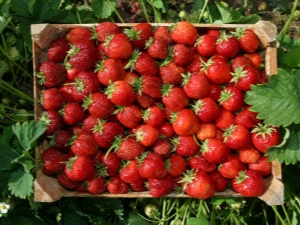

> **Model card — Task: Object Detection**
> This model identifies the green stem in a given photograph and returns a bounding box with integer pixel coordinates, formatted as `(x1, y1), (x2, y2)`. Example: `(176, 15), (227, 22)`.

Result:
(262, 202), (269, 225)
(138, 0), (150, 23)
(75, 4), (82, 24)
(106, 0), (124, 23)
(271, 206), (287, 225)
(197, 0), (209, 23)
(280, 0), (299, 36)
(245, 198), (257, 219)
(0, 80), (34, 102)
(196, 200), (204, 218)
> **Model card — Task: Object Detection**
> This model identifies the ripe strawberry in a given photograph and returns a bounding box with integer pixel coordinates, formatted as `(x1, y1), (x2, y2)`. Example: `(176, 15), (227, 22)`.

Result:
(64, 155), (95, 181)
(39, 110), (63, 136)
(82, 115), (99, 133)
(219, 154), (246, 179)
(159, 122), (175, 138)
(92, 120), (124, 148)
(114, 137), (145, 160)
(130, 183), (147, 192)
(96, 59), (125, 86)
(70, 133), (99, 156)
(95, 21), (121, 42)
(134, 75), (162, 99)
(219, 85), (245, 112)
(223, 124), (251, 150)
(238, 148), (261, 164)
(120, 160), (146, 185)
(162, 84), (189, 112)
(42, 147), (67, 175)
(67, 42), (98, 71)
(158, 60), (184, 86)
(104, 33), (133, 60)
(214, 108), (236, 130)
(96, 42), (107, 61)
(71, 71), (100, 102)
(251, 124), (281, 153)
(234, 28), (259, 53)
(188, 154), (217, 173)
(192, 98), (220, 123)
(37, 61), (66, 88)
(66, 68), (80, 81)
(230, 65), (258, 91)
(196, 123), (217, 141)
(182, 72), (211, 99)
(152, 138), (172, 158)
(125, 23), (153, 49)
(82, 92), (115, 119)
(172, 135), (199, 157)
(115, 105), (143, 129)
(66, 27), (94, 45)
(244, 52), (263, 69)
(136, 93), (155, 109)
(209, 170), (228, 192)
(105, 80), (136, 106)
(208, 84), (222, 102)
(125, 50), (159, 76)
(248, 156), (272, 177)
(166, 154), (187, 177)
(153, 26), (173, 45)
(59, 81), (75, 103)
(138, 152), (167, 179)
(94, 151), (121, 177)
(135, 124), (160, 147)
(86, 175), (107, 194)
(171, 108), (200, 136)
(216, 31), (240, 58)
(195, 34), (217, 57)
(172, 44), (195, 67)
(60, 102), (86, 125)
(107, 175), (129, 194)
(148, 175), (175, 197)
(57, 172), (80, 190)
(201, 138), (230, 164)
(235, 105), (261, 130)
(123, 71), (139, 85)
(185, 54), (207, 73)
(231, 170), (265, 197)
(231, 55), (252, 70)
(49, 129), (72, 153)
(207, 29), (220, 39)
(171, 21), (198, 45)
(143, 105), (165, 128)
(47, 37), (69, 63)
(180, 169), (215, 199)
(145, 37), (169, 59)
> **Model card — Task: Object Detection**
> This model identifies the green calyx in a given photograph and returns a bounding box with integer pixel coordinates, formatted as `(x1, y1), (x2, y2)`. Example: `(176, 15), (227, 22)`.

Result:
(94, 60), (105, 73)
(200, 139), (210, 154)
(39, 111), (51, 126)
(65, 156), (78, 170)
(230, 66), (247, 84)
(36, 72), (45, 85)
(92, 119), (106, 134)
(74, 77), (85, 92)
(95, 162), (109, 178)
(170, 112), (178, 124)
(124, 27), (141, 41)
(178, 169), (197, 191)
(135, 127), (145, 143)
(104, 135), (123, 160)
(234, 170), (249, 184)
(82, 94), (93, 110)
(191, 99), (204, 115)
(132, 77), (143, 96)
(181, 72), (192, 87)
(218, 88), (233, 105)
(104, 34), (114, 49)
(161, 83), (174, 97)
(231, 27), (246, 39)
(223, 124), (237, 142)
(194, 35), (204, 47)
(251, 123), (276, 140)
(216, 30), (230, 44)
(124, 49), (141, 71)
(144, 36), (154, 49)
(142, 108), (151, 121)
(104, 81), (116, 99)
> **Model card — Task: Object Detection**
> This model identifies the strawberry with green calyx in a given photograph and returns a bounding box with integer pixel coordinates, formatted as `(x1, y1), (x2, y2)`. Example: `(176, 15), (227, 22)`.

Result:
(39, 110), (63, 135)
(218, 85), (245, 112)
(185, 54), (208, 74)
(49, 129), (73, 153)
(172, 44), (195, 67)
(251, 123), (281, 153)
(124, 23), (153, 49)
(195, 34), (217, 57)
(70, 132), (99, 157)
(170, 21), (198, 45)
(111, 136), (145, 160)
(132, 75), (162, 99)
(179, 169), (215, 200)
(159, 122), (175, 139)
(115, 104), (143, 129)
(60, 102), (86, 126)
(188, 154), (217, 173)
(37, 61), (66, 88)
(171, 108), (200, 136)
(95, 58), (125, 86)
(219, 154), (246, 179)
(42, 147), (68, 175)
(223, 124), (251, 150)
(138, 152), (167, 179)
(231, 55), (253, 70)
(145, 36), (169, 60)
(215, 108), (236, 130)
(216, 30), (240, 58)
(233, 27), (259, 53)
(235, 105), (261, 130)
(201, 138), (230, 164)
(107, 175), (129, 194)
(191, 98), (220, 123)
(120, 159), (146, 185)
(95, 21), (121, 43)
(231, 169), (265, 197)
(104, 33), (133, 60)
(83, 115), (100, 133)
(47, 37), (69, 63)
(166, 154), (187, 177)
(94, 151), (121, 177)
(148, 174), (175, 197)
(172, 135), (199, 157)
(105, 80), (136, 106)
(248, 156), (272, 177)
(86, 175), (107, 195)
(230, 65), (258, 91)
(153, 26), (173, 45)
(159, 59), (184, 85)
(244, 52), (263, 69)
(210, 170), (228, 192)
(64, 155), (95, 181)
(142, 105), (165, 128)
(135, 124), (160, 147)
(161, 84), (189, 112)
(57, 172), (80, 190)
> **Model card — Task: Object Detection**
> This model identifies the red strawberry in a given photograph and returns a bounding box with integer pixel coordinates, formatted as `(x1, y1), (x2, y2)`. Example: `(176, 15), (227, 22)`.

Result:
(234, 28), (259, 53)
(82, 115), (99, 133)
(135, 124), (160, 147)
(59, 81), (75, 103)
(71, 71), (100, 102)
(145, 37), (169, 60)
(86, 175), (107, 194)
(66, 27), (94, 45)
(37, 61), (66, 88)
(216, 31), (240, 58)
(172, 135), (199, 157)
(244, 52), (263, 69)
(123, 71), (139, 85)
(248, 156), (272, 177)
(114, 137), (145, 160)
(251, 124), (281, 153)
(115, 105), (143, 129)
(66, 68), (80, 81)
(39, 110), (63, 135)
(134, 75), (162, 99)
(171, 21), (198, 45)
(208, 84), (222, 102)
(158, 122), (175, 138)
(230, 65), (258, 91)
(138, 152), (167, 179)
(153, 26), (173, 45)
(180, 170), (215, 199)
(192, 98), (220, 123)
(94, 152), (121, 177)
(96, 42), (107, 61)
(42, 147), (67, 175)
(231, 170), (265, 197)
(171, 108), (200, 136)
(238, 148), (261, 164)
(162, 84), (189, 112)
(201, 138), (230, 164)
(182, 72), (211, 99)
(195, 123), (217, 141)
(207, 29), (220, 39)
(107, 176), (129, 194)
(105, 80), (136, 106)
(166, 154), (187, 177)
(104, 33), (133, 60)
(96, 59), (125, 86)
(159, 61), (184, 85)
(215, 108), (236, 130)
(184, 54), (207, 73)
(152, 138), (172, 158)
(219, 154), (246, 179)
(223, 124), (251, 150)
(130, 183), (147, 192)
(120, 160), (146, 185)
(231, 55), (252, 70)
(188, 154), (217, 173)
(209, 170), (228, 192)
(70, 133), (99, 156)
(47, 37), (69, 63)
(143, 105), (165, 128)
(136, 93), (155, 109)
(57, 172), (80, 190)
(82, 92), (115, 119)
(92, 120), (124, 148)
(219, 85), (245, 112)
(60, 102), (86, 125)
(125, 23), (153, 49)
(148, 175), (175, 197)
(195, 34), (217, 57)
(95, 22), (121, 42)
(50, 129), (72, 153)
(64, 155), (95, 181)
(235, 105), (261, 130)
(172, 44), (195, 67)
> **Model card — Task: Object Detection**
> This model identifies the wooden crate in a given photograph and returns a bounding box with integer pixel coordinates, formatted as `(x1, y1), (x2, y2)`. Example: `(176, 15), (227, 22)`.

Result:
(31, 21), (283, 205)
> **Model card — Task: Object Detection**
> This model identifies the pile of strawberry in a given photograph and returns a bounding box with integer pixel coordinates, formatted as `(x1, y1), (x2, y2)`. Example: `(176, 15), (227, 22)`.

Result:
(38, 21), (281, 199)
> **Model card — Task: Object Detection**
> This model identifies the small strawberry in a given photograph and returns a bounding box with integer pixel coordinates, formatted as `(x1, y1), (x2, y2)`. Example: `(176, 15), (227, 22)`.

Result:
(57, 172), (80, 190)
(235, 105), (261, 130)
(223, 124), (251, 150)
(208, 84), (222, 102)
(82, 115), (99, 133)
(153, 26), (173, 45)
(231, 55), (252, 70)
(231, 170), (265, 197)
(244, 52), (263, 69)
(172, 44), (195, 67)
(66, 68), (80, 81)
(201, 138), (230, 164)
(230, 65), (258, 91)
(172, 135), (199, 157)
(120, 160), (146, 185)
(215, 108), (236, 130)
(94, 151), (121, 177)
(219, 154), (246, 179)
(195, 123), (217, 141)
(47, 37), (69, 63)
(104, 33), (133, 60)
(59, 81), (75, 103)
(70, 133), (99, 156)
(60, 102), (86, 125)
(42, 147), (67, 175)
(145, 37), (169, 60)
(95, 22), (121, 42)
(195, 34), (217, 57)
(66, 27), (94, 45)
(133, 75), (162, 99)
(148, 175), (175, 197)
(105, 80), (136, 106)
(233, 28), (259, 53)
(135, 124), (160, 147)
(152, 138), (172, 158)
(107, 175), (129, 194)
(114, 136), (145, 160)
(49, 129), (72, 153)
(86, 175), (107, 194)
(216, 31), (240, 58)
(96, 42), (107, 61)
(191, 98), (220, 123)
(115, 105), (143, 129)
(238, 148), (261, 164)
(123, 71), (139, 85)
(248, 156), (272, 177)
(138, 152), (167, 179)
(171, 21), (198, 45)
(162, 84), (189, 112)
(40, 110), (63, 136)
(219, 85), (245, 112)
(95, 59), (125, 86)
(209, 170), (228, 192)
(207, 29), (220, 39)
(158, 122), (175, 138)
(159, 60), (184, 85)
(64, 155), (95, 181)
(171, 108), (200, 136)
(143, 105), (165, 128)
(136, 93), (155, 109)
(185, 54), (207, 73)
(37, 61), (66, 88)
(188, 154), (217, 173)
(166, 154), (187, 177)
(251, 123), (281, 153)
(124, 23), (153, 49)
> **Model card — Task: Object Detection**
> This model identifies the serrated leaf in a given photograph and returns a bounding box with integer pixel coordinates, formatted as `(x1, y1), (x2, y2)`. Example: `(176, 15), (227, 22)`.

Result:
(11, 0), (33, 18)
(8, 167), (34, 199)
(91, 0), (116, 19)
(29, 0), (62, 22)
(0, 144), (20, 170)
(215, 2), (242, 23)
(187, 217), (210, 225)
(237, 14), (261, 24)
(245, 69), (300, 127)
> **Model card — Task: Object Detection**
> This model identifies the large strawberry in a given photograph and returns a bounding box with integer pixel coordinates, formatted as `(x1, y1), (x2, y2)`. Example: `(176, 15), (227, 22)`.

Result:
(230, 65), (258, 91)
(188, 154), (217, 172)
(201, 138), (230, 164)
(66, 27), (94, 45)
(124, 23), (153, 49)
(143, 105), (165, 128)
(107, 175), (129, 194)
(104, 33), (133, 60)
(248, 156), (272, 177)
(145, 37), (169, 60)
(94, 151), (121, 177)
(138, 152), (167, 179)
(133, 75), (162, 99)
(153, 26), (173, 45)
(172, 44), (195, 67)
(64, 155), (95, 181)
(135, 124), (160, 147)
(70, 133), (99, 156)
(171, 108), (200, 136)
(219, 154), (246, 179)
(172, 135), (199, 157)
(214, 108), (236, 130)
(39, 110), (63, 135)
(37, 61), (66, 88)
(115, 104), (143, 129)
(161, 84), (189, 112)
(120, 160), (146, 185)
(195, 34), (217, 57)
(47, 37), (69, 63)
(235, 105), (261, 130)
(60, 102), (86, 125)
(191, 98), (220, 123)
(95, 59), (125, 86)
(223, 124), (251, 150)
(219, 85), (245, 112)
(105, 80), (136, 106)
(170, 21), (198, 45)
(148, 175), (175, 197)
(215, 30), (240, 58)
(159, 60), (184, 85)
(166, 154), (187, 177)
(42, 148), (67, 175)
(95, 21), (121, 42)
(233, 28), (259, 53)
(114, 136), (145, 160)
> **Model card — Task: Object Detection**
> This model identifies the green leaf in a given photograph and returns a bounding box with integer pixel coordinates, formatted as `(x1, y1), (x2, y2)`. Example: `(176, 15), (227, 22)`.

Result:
(0, 144), (20, 170)
(128, 212), (151, 225)
(153, 0), (165, 12)
(0, 126), (14, 145)
(283, 47), (300, 67)
(0, 16), (7, 33)
(215, 1), (242, 23)
(187, 217), (210, 225)
(266, 124), (300, 165)
(237, 14), (261, 24)
(191, 0), (204, 13)
(0, 171), (11, 191)
(63, 212), (90, 225)
(91, 0), (116, 19)
(0, 60), (9, 77)
(8, 167), (34, 199)
(12, 121), (46, 151)
(245, 69), (300, 127)
(28, 0), (62, 22)
(11, 0), (33, 19)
